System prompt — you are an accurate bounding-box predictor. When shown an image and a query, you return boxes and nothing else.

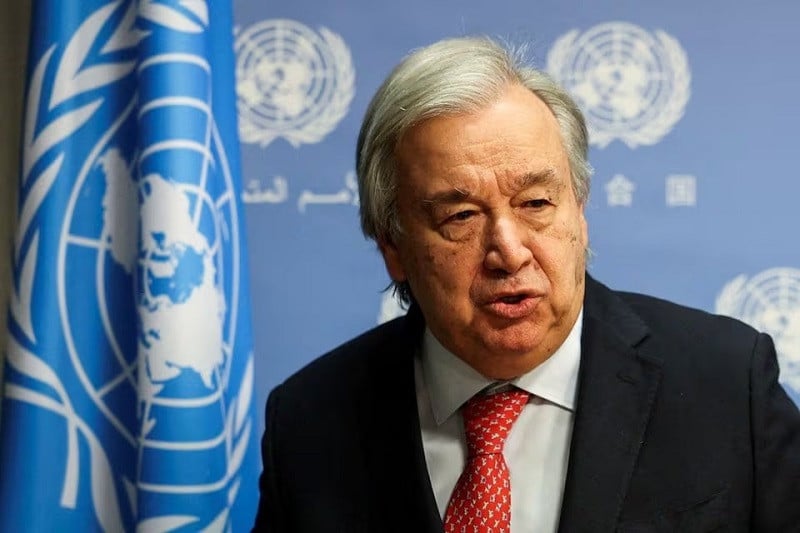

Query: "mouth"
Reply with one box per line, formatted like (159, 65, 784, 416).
(497, 294, 527, 305)
(483, 291, 541, 319)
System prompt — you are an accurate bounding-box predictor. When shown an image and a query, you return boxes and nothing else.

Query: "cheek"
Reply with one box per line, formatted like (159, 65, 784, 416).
(535, 220, 586, 280)
(540, 220, 581, 253)
(562, 223, 587, 285)
(429, 245, 463, 280)
(411, 240, 477, 292)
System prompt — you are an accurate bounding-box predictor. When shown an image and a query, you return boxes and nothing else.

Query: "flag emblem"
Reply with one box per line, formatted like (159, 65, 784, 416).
(1, 1, 258, 530)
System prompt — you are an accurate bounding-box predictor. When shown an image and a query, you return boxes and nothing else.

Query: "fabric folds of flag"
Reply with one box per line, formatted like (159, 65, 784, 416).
(0, 1, 258, 530)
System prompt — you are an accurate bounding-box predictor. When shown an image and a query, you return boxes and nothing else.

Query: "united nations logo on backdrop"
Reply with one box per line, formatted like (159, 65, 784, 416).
(235, 19, 355, 148)
(716, 268, 800, 394)
(548, 22, 691, 148)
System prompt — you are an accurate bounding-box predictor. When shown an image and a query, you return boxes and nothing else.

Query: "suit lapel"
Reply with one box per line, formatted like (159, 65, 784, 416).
(558, 277, 664, 532)
(357, 279, 662, 532)
(362, 306, 443, 532)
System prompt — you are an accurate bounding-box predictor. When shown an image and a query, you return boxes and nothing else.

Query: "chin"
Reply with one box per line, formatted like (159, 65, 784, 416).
(482, 320, 547, 349)
(476, 327, 553, 366)
(473, 353, 539, 381)
(480, 335, 541, 359)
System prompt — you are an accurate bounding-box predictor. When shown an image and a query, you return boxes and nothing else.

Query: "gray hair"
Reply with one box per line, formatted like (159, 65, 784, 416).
(356, 36, 592, 304)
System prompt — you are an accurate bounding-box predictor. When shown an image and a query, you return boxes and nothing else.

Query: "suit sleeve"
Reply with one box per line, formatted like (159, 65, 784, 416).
(750, 332, 800, 531)
(253, 386, 285, 532)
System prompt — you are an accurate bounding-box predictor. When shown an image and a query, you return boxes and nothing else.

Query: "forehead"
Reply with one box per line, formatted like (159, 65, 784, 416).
(394, 84, 570, 192)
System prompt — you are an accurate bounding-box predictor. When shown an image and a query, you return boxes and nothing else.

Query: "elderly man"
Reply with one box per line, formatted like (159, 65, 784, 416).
(254, 37, 800, 532)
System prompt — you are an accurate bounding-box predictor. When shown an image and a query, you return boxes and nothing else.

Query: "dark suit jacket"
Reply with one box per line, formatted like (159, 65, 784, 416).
(254, 276, 800, 532)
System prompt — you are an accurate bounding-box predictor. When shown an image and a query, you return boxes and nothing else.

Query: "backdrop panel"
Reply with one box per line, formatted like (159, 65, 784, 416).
(231, 0, 800, 434)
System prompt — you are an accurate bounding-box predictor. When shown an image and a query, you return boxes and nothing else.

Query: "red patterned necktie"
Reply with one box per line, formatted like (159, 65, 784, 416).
(444, 389, 529, 533)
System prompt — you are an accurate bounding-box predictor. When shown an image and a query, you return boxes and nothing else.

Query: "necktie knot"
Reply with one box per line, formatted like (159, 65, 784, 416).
(462, 389, 529, 458)
(444, 388, 529, 532)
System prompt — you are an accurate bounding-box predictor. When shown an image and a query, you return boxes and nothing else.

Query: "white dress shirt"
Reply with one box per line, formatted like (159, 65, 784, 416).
(414, 310, 582, 532)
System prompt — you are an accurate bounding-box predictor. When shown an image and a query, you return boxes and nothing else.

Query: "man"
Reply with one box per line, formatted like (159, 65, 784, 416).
(255, 37, 800, 532)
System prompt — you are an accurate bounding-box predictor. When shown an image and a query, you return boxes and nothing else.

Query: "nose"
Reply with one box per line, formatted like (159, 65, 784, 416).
(483, 216, 533, 275)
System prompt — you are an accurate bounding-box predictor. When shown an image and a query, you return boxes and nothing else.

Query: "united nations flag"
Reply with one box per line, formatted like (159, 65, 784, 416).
(0, 1, 258, 530)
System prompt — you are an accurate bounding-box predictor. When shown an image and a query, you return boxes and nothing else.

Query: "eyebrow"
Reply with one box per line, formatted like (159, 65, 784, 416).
(421, 187, 472, 207)
(514, 169, 558, 191)
(420, 169, 559, 208)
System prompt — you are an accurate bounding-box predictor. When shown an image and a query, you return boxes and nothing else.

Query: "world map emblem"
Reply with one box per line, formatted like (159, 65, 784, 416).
(547, 22, 691, 148)
(235, 18, 355, 148)
(4, 2, 253, 529)
(716, 267, 800, 395)
(60, 47, 253, 533)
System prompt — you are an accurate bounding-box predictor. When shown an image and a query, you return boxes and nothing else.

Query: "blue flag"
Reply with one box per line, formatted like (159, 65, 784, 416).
(0, 1, 258, 530)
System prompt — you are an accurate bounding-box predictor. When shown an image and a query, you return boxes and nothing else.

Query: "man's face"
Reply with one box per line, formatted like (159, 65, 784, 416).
(380, 84, 588, 379)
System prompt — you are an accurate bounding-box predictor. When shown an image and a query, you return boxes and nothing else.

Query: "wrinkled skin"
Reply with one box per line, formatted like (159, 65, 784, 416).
(380, 84, 588, 379)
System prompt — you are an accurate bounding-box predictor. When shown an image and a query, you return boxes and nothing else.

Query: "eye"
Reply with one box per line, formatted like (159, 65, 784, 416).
(523, 199, 550, 209)
(447, 210, 477, 223)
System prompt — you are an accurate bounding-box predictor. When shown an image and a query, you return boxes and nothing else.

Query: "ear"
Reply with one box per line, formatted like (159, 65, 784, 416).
(578, 203, 588, 248)
(378, 238, 407, 283)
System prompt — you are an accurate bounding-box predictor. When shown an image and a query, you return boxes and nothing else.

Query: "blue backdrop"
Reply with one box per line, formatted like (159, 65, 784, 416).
(231, 0, 800, 433)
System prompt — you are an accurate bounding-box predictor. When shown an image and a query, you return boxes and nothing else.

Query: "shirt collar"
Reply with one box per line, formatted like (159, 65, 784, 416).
(421, 309, 583, 426)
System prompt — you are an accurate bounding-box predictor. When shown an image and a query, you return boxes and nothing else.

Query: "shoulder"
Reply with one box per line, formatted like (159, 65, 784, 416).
(616, 288, 761, 350)
(273, 306, 423, 402)
(587, 275, 761, 350)
(585, 276, 763, 378)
